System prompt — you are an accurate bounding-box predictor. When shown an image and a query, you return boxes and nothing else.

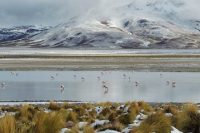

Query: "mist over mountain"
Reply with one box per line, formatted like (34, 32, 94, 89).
(0, 0, 200, 49)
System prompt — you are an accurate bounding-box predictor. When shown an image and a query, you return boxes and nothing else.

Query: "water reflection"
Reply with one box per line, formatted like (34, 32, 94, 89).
(0, 71, 200, 103)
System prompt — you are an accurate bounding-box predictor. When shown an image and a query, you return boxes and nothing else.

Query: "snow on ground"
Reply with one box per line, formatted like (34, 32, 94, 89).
(97, 129, 120, 133)
(91, 119, 110, 128)
(78, 122, 88, 129)
(0, 112, 16, 118)
(165, 113, 173, 117)
(95, 106, 104, 114)
(171, 126, 183, 133)
(60, 128, 70, 133)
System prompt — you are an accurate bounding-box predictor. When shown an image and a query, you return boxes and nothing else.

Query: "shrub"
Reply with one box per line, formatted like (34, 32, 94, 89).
(48, 101, 60, 111)
(162, 104, 179, 115)
(83, 126, 95, 133)
(0, 115, 16, 133)
(134, 112, 171, 133)
(66, 111, 77, 123)
(33, 112, 65, 133)
(138, 101, 153, 113)
(108, 112, 117, 122)
(176, 104, 200, 133)
(119, 108, 136, 125)
(16, 104, 36, 121)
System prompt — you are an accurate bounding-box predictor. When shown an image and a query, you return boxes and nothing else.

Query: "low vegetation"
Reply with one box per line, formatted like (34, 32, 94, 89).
(0, 102, 199, 133)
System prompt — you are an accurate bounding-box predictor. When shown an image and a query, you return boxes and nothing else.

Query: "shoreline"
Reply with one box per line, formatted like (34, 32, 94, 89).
(1, 48, 200, 71)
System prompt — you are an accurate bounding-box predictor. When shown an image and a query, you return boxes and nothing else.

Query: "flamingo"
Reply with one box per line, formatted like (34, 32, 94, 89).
(60, 84, 65, 93)
(128, 77, 131, 82)
(135, 81, 139, 87)
(172, 81, 176, 88)
(81, 77, 85, 82)
(123, 74, 126, 78)
(97, 76, 101, 81)
(1, 82, 6, 89)
(50, 75, 55, 80)
(166, 81, 170, 86)
(102, 81, 109, 94)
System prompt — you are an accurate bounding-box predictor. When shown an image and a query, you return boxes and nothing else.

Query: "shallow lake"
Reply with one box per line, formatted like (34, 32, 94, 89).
(0, 70, 200, 103)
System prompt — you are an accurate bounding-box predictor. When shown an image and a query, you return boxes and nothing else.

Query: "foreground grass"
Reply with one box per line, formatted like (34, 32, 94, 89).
(0, 102, 199, 133)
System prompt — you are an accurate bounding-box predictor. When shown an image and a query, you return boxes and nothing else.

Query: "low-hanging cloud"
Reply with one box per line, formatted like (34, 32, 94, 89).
(0, 0, 200, 28)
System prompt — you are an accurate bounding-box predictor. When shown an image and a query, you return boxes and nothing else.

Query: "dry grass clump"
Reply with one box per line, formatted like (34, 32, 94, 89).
(138, 101, 153, 113)
(98, 107, 112, 120)
(162, 104, 179, 115)
(66, 111, 77, 123)
(0, 115, 16, 133)
(119, 107, 137, 125)
(16, 104, 36, 121)
(74, 105, 86, 118)
(108, 112, 118, 123)
(33, 111, 65, 133)
(83, 125, 95, 133)
(67, 126, 79, 133)
(133, 112, 171, 133)
(1, 106, 18, 112)
(175, 104, 200, 133)
(48, 101, 61, 111)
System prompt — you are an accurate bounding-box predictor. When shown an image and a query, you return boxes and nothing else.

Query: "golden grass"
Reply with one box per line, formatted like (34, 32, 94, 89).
(0, 115, 16, 133)
(162, 104, 179, 115)
(16, 104, 36, 121)
(119, 107, 137, 125)
(133, 112, 171, 133)
(175, 104, 200, 133)
(66, 111, 77, 123)
(0, 102, 198, 133)
(33, 112, 65, 133)
(83, 126, 95, 133)
(48, 101, 61, 111)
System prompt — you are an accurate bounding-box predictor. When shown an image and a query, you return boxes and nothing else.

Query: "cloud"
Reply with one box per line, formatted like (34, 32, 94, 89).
(0, 0, 200, 28)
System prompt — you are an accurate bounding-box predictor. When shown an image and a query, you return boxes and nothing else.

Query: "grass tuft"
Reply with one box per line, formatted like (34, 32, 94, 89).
(33, 112, 65, 133)
(133, 112, 171, 133)
(0, 115, 16, 133)
(175, 104, 200, 133)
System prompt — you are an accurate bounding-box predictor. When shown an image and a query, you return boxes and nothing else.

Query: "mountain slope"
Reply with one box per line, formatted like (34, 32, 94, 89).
(1, 0, 200, 49)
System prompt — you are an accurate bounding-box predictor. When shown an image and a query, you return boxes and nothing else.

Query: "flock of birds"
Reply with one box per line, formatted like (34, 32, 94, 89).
(0, 71, 177, 95)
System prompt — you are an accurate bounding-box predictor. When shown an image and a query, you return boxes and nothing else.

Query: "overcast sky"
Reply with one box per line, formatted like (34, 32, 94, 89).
(0, 0, 199, 28)
(0, 0, 102, 27)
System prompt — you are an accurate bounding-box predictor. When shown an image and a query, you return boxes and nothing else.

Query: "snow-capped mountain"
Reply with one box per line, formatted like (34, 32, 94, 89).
(0, 26, 49, 44)
(1, 0, 200, 49)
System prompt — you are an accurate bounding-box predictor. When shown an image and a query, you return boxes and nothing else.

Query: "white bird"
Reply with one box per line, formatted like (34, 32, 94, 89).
(1, 82, 6, 89)
(135, 81, 139, 87)
(81, 77, 85, 82)
(102, 81, 109, 94)
(10, 71, 18, 76)
(50, 75, 55, 80)
(60, 84, 65, 93)
(166, 81, 170, 86)
(172, 81, 176, 88)
(128, 77, 131, 82)
(97, 76, 101, 81)
(123, 74, 126, 78)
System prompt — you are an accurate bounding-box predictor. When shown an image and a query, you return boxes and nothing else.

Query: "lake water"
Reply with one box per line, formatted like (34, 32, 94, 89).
(0, 70, 200, 103)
